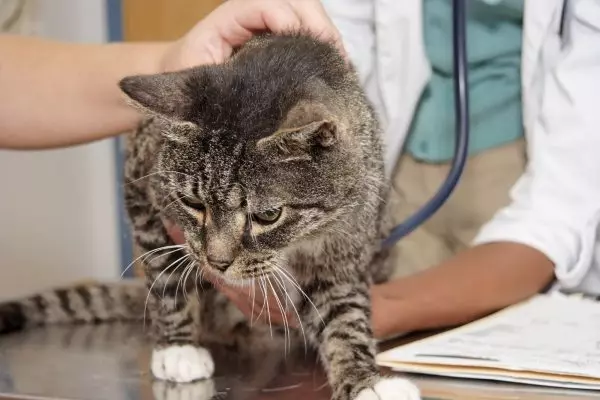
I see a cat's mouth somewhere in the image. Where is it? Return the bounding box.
[197,256,274,287]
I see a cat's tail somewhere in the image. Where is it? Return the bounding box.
[0,279,146,335]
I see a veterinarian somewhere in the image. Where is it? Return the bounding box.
[0,0,343,148]
[216,0,600,340]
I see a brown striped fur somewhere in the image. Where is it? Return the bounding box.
[0,32,420,400]
[0,280,144,334]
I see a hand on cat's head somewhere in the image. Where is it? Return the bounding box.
[160,0,346,72]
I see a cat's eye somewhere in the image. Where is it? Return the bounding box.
[252,208,282,225]
[180,196,205,212]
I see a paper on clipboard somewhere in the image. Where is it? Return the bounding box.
[376,293,600,390]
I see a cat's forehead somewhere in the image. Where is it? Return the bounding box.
[220,184,244,209]
[189,148,283,203]
[189,78,303,141]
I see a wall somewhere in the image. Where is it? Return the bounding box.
[123,0,222,41]
[0,0,121,300]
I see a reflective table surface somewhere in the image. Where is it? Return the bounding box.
[0,323,597,400]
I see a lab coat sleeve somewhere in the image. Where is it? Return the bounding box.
[473,0,600,288]
[320,0,375,85]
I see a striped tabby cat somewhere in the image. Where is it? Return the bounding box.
[0,32,420,400]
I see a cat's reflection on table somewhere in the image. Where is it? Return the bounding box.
[152,380,218,400]
[0,323,330,400]
[151,372,330,400]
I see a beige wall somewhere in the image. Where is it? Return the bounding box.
[0,1,226,299]
[123,0,222,41]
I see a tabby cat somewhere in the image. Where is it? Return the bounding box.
[0,32,420,400]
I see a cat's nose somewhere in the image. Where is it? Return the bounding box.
[207,256,233,271]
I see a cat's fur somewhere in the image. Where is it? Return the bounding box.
[0,32,420,400]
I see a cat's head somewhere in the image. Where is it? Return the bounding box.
[120,34,373,284]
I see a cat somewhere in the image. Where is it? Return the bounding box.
[0,32,420,400]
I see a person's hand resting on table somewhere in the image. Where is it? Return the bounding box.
[0,0,344,149]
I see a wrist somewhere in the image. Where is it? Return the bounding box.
[155,40,186,73]
[110,41,170,122]
[371,243,555,339]
[131,42,172,75]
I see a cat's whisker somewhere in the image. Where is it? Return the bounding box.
[198,266,208,293]
[263,277,273,339]
[273,265,325,326]
[141,245,185,264]
[143,252,191,327]
[145,247,187,268]
[159,193,188,215]
[156,256,190,305]
[175,260,194,298]
[260,277,272,338]
[120,245,185,279]
[253,277,267,325]
[182,260,197,301]
[194,264,202,299]
[178,263,191,301]
[270,276,289,351]
[174,264,188,302]
[250,278,257,328]
[125,170,193,186]
[267,276,289,355]
[273,269,308,352]
[161,254,191,301]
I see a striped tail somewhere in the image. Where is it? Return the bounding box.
[0,279,146,335]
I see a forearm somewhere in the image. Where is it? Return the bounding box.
[0,35,168,149]
[372,242,555,339]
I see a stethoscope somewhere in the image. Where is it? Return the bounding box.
[383,0,469,248]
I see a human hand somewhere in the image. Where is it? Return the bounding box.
[159,0,346,72]
[215,280,300,329]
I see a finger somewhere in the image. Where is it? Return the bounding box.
[219,284,254,301]
[219,0,304,45]
[233,292,279,324]
[216,0,345,56]
[288,0,347,57]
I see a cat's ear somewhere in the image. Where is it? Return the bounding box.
[119,71,193,122]
[257,103,343,162]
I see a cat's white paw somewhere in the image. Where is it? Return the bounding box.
[354,377,421,400]
[151,345,215,383]
[151,380,217,400]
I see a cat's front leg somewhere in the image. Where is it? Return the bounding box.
[303,281,421,400]
[126,195,213,383]
[142,237,214,384]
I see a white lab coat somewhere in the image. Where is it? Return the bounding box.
[322,0,600,295]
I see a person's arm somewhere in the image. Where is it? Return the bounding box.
[0,0,343,150]
[371,242,554,339]
[0,36,167,149]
